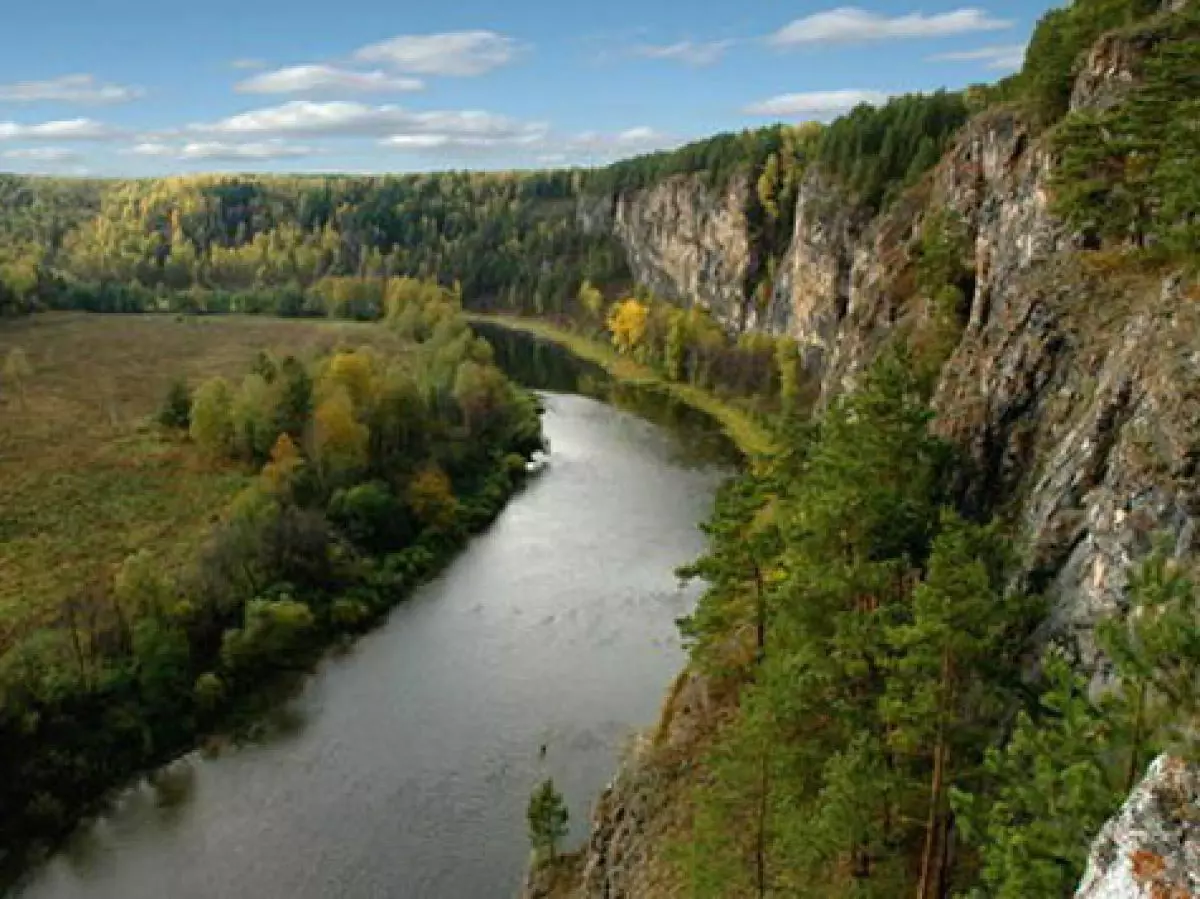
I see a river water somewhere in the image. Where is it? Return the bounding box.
[16,328,734,899]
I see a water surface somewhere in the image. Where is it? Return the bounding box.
[18,330,732,899]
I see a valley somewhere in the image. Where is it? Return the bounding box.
[2,0,1200,895]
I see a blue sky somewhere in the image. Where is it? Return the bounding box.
[0,0,1057,176]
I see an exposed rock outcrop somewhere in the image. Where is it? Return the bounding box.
[579,176,752,331]
[1076,755,1200,898]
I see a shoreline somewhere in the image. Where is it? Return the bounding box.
[466,313,777,460]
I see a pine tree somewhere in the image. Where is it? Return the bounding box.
[952,655,1127,898]
[881,511,1038,898]
[527,778,569,861]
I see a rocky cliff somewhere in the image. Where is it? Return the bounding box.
[578,175,753,331]
[553,11,1200,897]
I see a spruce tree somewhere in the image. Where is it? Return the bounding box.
[527,778,569,862]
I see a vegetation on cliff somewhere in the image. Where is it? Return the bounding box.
[676,351,1198,897]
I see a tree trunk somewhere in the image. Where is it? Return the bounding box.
[756,744,769,899]
[917,649,951,899]
[753,563,766,666]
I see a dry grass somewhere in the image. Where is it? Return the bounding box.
[0,312,403,648]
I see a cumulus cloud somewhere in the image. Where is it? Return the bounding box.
[0,74,143,104]
[743,89,890,118]
[633,40,734,66]
[186,101,548,151]
[129,139,315,161]
[236,64,424,95]
[1,146,82,162]
[771,7,1010,46]
[928,43,1026,70]
[0,118,120,140]
[354,31,519,76]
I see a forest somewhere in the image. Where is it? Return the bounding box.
[0,283,544,880]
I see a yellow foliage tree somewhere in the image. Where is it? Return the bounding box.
[607,298,650,356]
[261,432,304,495]
[310,389,368,483]
[407,464,459,531]
[322,350,375,409]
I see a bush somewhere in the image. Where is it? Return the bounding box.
[157,379,192,429]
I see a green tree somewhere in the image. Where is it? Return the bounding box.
[189,377,235,456]
[1099,545,1200,780]
[952,655,1127,898]
[527,778,569,861]
[881,512,1037,899]
[158,378,193,429]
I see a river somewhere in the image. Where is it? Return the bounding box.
[15,328,734,899]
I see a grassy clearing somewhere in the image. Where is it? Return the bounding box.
[465,313,778,459]
[0,312,402,647]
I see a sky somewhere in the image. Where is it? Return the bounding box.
[0,0,1059,177]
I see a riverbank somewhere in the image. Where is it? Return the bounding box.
[466,314,777,460]
[16,391,728,899]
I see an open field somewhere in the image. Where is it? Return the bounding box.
[0,313,403,648]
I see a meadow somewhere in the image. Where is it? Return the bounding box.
[0,312,404,650]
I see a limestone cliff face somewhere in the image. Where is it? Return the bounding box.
[553,18,1200,898]
[579,175,752,331]
[1075,755,1200,899]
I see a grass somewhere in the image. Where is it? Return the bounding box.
[465,313,778,459]
[0,312,404,650]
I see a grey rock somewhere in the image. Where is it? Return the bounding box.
[1076,755,1200,898]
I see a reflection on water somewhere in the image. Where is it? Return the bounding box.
[17,328,732,899]
[473,321,741,469]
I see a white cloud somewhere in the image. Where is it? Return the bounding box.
[0,74,143,104]
[236,64,424,95]
[561,127,681,160]
[614,126,669,145]
[1,146,82,162]
[128,139,315,161]
[633,40,734,66]
[187,101,548,149]
[743,89,890,118]
[0,118,120,140]
[128,142,172,157]
[928,43,1026,70]
[354,31,519,76]
[771,7,1010,46]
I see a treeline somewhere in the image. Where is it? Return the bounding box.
[812,92,969,212]
[0,171,630,321]
[678,350,1197,897]
[0,282,543,878]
